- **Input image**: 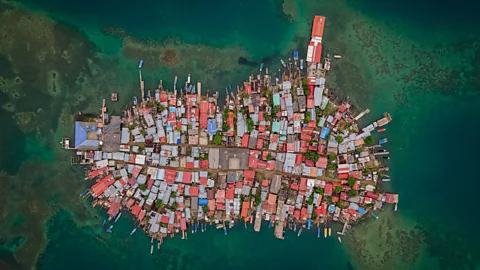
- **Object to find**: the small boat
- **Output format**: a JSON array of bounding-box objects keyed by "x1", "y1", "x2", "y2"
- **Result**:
[
  {"x1": 383, "y1": 156, "x2": 390, "y2": 160},
  {"x1": 324, "y1": 59, "x2": 331, "y2": 71},
  {"x1": 224, "y1": 227, "x2": 227, "y2": 236},
  {"x1": 174, "y1": 76, "x2": 178, "y2": 86},
  {"x1": 101, "y1": 220, "x2": 106, "y2": 227},
  {"x1": 133, "y1": 96, "x2": 137, "y2": 106},
  {"x1": 307, "y1": 220, "x2": 311, "y2": 230},
  {"x1": 379, "y1": 138, "x2": 388, "y2": 145},
  {"x1": 268, "y1": 220, "x2": 272, "y2": 228},
  {"x1": 79, "y1": 189, "x2": 88, "y2": 197},
  {"x1": 394, "y1": 203, "x2": 398, "y2": 212},
  {"x1": 187, "y1": 74, "x2": 191, "y2": 84},
  {"x1": 333, "y1": 55, "x2": 342, "y2": 59},
  {"x1": 114, "y1": 213, "x2": 122, "y2": 223},
  {"x1": 294, "y1": 51, "x2": 299, "y2": 61},
  {"x1": 338, "y1": 237, "x2": 342, "y2": 243},
  {"x1": 378, "y1": 128, "x2": 386, "y2": 133},
  {"x1": 201, "y1": 224, "x2": 204, "y2": 232},
  {"x1": 280, "y1": 59, "x2": 286, "y2": 67},
  {"x1": 192, "y1": 224, "x2": 195, "y2": 234},
  {"x1": 150, "y1": 245, "x2": 154, "y2": 254},
  {"x1": 106, "y1": 225, "x2": 113, "y2": 233},
  {"x1": 130, "y1": 228, "x2": 137, "y2": 235},
  {"x1": 259, "y1": 63, "x2": 264, "y2": 72},
  {"x1": 382, "y1": 178, "x2": 391, "y2": 182},
  {"x1": 328, "y1": 228, "x2": 332, "y2": 237},
  {"x1": 324, "y1": 227, "x2": 327, "y2": 238},
  {"x1": 371, "y1": 213, "x2": 378, "y2": 219},
  {"x1": 187, "y1": 85, "x2": 192, "y2": 93},
  {"x1": 297, "y1": 228, "x2": 303, "y2": 237},
  {"x1": 300, "y1": 59, "x2": 304, "y2": 70},
  {"x1": 138, "y1": 60, "x2": 143, "y2": 68},
  {"x1": 317, "y1": 227, "x2": 320, "y2": 238}
]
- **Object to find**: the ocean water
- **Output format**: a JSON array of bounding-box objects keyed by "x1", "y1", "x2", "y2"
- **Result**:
[{"x1": 0, "y1": 0, "x2": 479, "y2": 269}]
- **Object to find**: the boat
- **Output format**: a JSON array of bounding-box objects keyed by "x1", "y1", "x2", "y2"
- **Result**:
[
  {"x1": 371, "y1": 213, "x2": 378, "y2": 219},
  {"x1": 324, "y1": 58, "x2": 331, "y2": 71},
  {"x1": 268, "y1": 220, "x2": 272, "y2": 228},
  {"x1": 106, "y1": 225, "x2": 113, "y2": 233},
  {"x1": 338, "y1": 237, "x2": 342, "y2": 243},
  {"x1": 80, "y1": 189, "x2": 88, "y2": 197},
  {"x1": 114, "y1": 212, "x2": 121, "y2": 223},
  {"x1": 192, "y1": 224, "x2": 195, "y2": 234},
  {"x1": 201, "y1": 224, "x2": 204, "y2": 232},
  {"x1": 133, "y1": 96, "x2": 137, "y2": 106},
  {"x1": 317, "y1": 227, "x2": 320, "y2": 238},
  {"x1": 324, "y1": 227, "x2": 327, "y2": 238},
  {"x1": 297, "y1": 228, "x2": 303, "y2": 237},
  {"x1": 328, "y1": 228, "x2": 332, "y2": 237},
  {"x1": 382, "y1": 178, "x2": 391, "y2": 182},
  {"x1": 307, "y1": 220, "x2": 311, "y2": 229},
  {"x1": 333, "y1": 55, "x2": 342, "y2": 59},
  {"x1": 187, "y1": 74, "x2": 191, "y2": 84},
  {"x1": 300, "y1": 59, "x2": 304, "y2": 70},
  {"x1": 174, "y1": 75, "x2": 178, "y2": 86},
  {"x1": 130, "y1": 228, "x2": 137, "y2": 235},
  {"x1": 280, "y1": 59, "x2": 286, "y2": 67},
  {"x1": 294, "y1": 51, "x2": 299, "y2": 61},
  {"x1": 378, "y1": 128, "x2": 386, "y2": 133},
  {"x1": 379, "y1": 138, "x2": 388, "y2": 145},
  {"x1": 259, "y1": 63, "x2": 264, "y2": 72},
  {"x1": 150, "y1": 245, "x2": 154, "y2": 254},
  {"x1": 101, "y1": 220, "x2": 106, "y2": 227},
  {"x1": 224, "y1": 227, "x2": 227, "y2": 236},
  {"x1": 394, "y1": 203, "x2": 398, "y2": 211},
  {"x1": 138, "y1": 60, "x2": 143, "y2": 68}
]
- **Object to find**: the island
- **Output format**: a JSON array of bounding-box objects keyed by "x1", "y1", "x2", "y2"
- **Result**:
[{"x1": 62, "y1": 15, "x2": 398, "y2": 253}]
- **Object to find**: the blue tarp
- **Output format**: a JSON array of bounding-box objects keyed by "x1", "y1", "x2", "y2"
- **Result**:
[
  {"x1": 358, "y1": 207, "x2": 366, "y2": 214},
  {"x1": 207, "y1": 119, "x2": 217, "y2": 135},
  {"x1": 320, "y1": 127, "x2": 331, "y2": 139},
  {"x1": 198, "y1": 199, "x2": 208, "y2": 206},
  {"x1": 328, "y1": 205, "x2": 335, "y2": 213}
]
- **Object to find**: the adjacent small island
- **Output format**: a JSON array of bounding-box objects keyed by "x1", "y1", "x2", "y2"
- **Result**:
[{"x1": 63, "y1": 15, "x2": 398, "y2": 253}]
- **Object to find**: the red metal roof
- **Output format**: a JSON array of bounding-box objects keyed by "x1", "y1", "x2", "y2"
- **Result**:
[
  {"x1": 324, "y1": 183, "x2": 333, "y2": 196},
  {"x1": 241, "y1": 201, "x2": 250, "y2": 217},
  {"x1": 311, "y1": 16, "x2": 326, "y2": 38}
]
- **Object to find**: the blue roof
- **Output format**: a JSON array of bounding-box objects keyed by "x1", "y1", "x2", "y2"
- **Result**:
[
  {"x1": 74, "y1": 122, "x2": 99, "y2": 149},
  {"x1": 320, "y1": 127, "x2": 331, "y2": 139},
  {"x1": 207, "y1": 119, "x2": 217, "y2": 135},
  {"x1": 328, "y1": 205, "x2": 335, "y2": 213},
  {"x1": 272, "y1": 121, "x2": 281, "y2": 133},
  {"x1": 273, "y1": 94, "x2": 281, "y2": 106},
  {"x1": 358, "y1": 207, "x2": 366, "y2": 214}
]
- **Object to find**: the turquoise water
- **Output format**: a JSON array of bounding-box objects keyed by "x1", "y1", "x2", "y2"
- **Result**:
[{"x1": 0, "y1": 0, "x2": 479, "y2": 269}]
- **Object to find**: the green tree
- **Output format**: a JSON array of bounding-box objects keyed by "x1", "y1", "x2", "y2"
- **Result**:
[
  {"x1": 247, "y1": 118, "x2": 254, "y2": 132},
  {"x1": 307, "y1": 193, "x2": 314, "y2": 205},
  {"x1": 202, "y1": 205, "x2": 208, "y2": 213},
  {"x1": 255, "y1": 196, "x2": 262, "y2": 206},
  {"x1": 348, "y1": 190, "x2": 358, "y2": 197},
  {"x1": 347, "y1": 177, "x2": 356, "y2": 188},
  {"x1": 322, "y1": 102, "x2": 331, "y2": 115},
  {"x1": 266, "y1": 153, "x2": 272, "y2": 161},
  {"x1": 172, "y1": 202, "x2": 178, "y2": 210},
  {"x1": 304, "y1": 89, "x2": 311, "y2": 95},
  {"x1": 138, "y1": 184, "x2": 147, "y2": 191},
  {"x1": 336, "y1": 200, "x2": 343, "y2": 208},
  {"x1": 155, "y1": 199, "x2": 164, "y2": 208},
  {"x1": 335, "y1": 186, "x2": 342, "y2": 193},
  {"x1": 302, "y1": 77, "x2": 308, "y2": 87},
  {"x1": 222, "y1": 123, "x2": 230, "y2": 132},
  {"x1": 304, "y1": 151, "x2": 320, "y2": 162},
  {"x1": 314, "y1": 187, "x2": 324, "y2": 194},
  {"x1": 335, "y1": 136, "x2": 344, "y2": 143},
  {"x1": 328, "y1": 153, "x2": 337, "y2": 161},
  {"x1": 214, "y1": 134, "x2": 222, "y2": 145},
  {"x1": 305, "y1": 114, "x2": 311, "y2": 122},
  {"x1": 364, "y1": 136, "x2": 374, "y2": 144}
]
